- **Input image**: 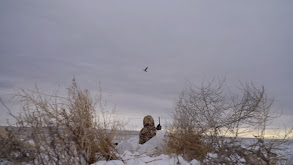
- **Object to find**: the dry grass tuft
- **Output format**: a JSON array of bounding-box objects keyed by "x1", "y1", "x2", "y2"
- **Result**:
[{"x1": 164, "y1": 130, "x2": 209, "y2": 162}]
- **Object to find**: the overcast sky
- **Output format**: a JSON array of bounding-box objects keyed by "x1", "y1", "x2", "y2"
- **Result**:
[{"x1": 0, "y1": 1, "x2": 292, "y2": 129}]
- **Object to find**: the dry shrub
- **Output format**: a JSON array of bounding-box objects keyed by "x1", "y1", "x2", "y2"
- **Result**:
[
  {"x1": 165, "y1": 130, "x2": 209, "y2": 161},
  {"x1": 0, "y1": 127, "x2": 35, "y2": 163},
  {"x1": 166, "y1": 78, "x2": 293, "y2": 164},
  {"x1": 0, "y1": 126, "x2": 5, "y2": 137},
  {"x1": 1, "y1": 78, "x2": 124, "y2": 164}
]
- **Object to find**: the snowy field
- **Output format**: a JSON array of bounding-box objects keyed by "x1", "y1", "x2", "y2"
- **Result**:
[{"x1": 93, "y1": 130, "x2": 293, "y2": 165}]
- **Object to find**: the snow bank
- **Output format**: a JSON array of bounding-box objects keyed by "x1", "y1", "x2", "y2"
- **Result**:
[
  {"x1": 117, "y1": 130, "x2": 166, "y2": 155},
  {"x1": 92, "y1": 151, "x2": 199, "y2": 165},
  {"x1": 92, "y1": 130, "x2": 201, "y2": 165}
]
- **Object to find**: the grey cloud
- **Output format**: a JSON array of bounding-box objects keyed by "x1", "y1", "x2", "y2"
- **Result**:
[
  {"x1": 0, "y1": 0, "x2": 292, "y2": 127},
  {"x1": 0, "y1": 80, "x2": 14, "y2": 89}
]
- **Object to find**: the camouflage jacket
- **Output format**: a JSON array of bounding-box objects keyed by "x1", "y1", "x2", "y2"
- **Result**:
[{"x1": 139, "y1": 126, "x2": 157, "y2": 144}]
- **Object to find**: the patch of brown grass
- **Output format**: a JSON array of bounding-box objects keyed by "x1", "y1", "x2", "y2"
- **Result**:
[{"x1": 164, "y1": 130, "x2": 209, "y2": 162}]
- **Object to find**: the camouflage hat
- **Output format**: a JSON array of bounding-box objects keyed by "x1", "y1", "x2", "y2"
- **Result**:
[{"x1": 143, "y1": 115, "x2": 155, "y2": 127}]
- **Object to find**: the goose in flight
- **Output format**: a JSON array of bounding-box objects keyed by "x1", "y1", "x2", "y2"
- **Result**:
[{"x1": 144, "y1": 67, "x2": 148, "y2": 72}]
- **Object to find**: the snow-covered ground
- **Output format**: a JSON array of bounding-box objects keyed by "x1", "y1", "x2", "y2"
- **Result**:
[
  {"x1": 93, "y1": 152, "x2": 199, "y2": 165},
  {"x1": 93, "y1": 130, "x2": 293, "y2": 165},
  {"x1": 1, "y1": 130, "x2": 292, "y2": 165},
  {"x1": 93, "y1": 130, "x2": 200, "y2": 165}
]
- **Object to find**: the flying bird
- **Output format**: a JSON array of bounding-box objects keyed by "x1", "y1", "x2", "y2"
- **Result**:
[{"x1": 144, "y1": 67, "x2": 148, "y2": 72}]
